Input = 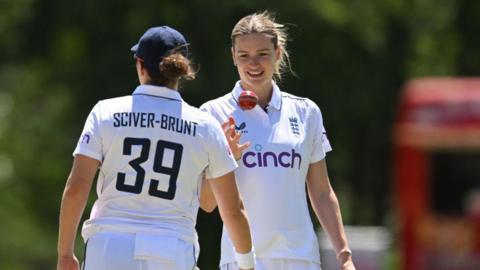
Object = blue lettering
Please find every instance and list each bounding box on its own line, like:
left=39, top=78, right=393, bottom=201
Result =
left=121, top=112, right=128, bottom=126
left=148, top=113, right=155, bottom=128
left=263, top=152, right=278, bottom=167
left=161, top=114, right=168, bottom=129
left=241, top=149, right=302, bottom=169
left=291, top=149, right=302, bottom=169
left=140, top=113, right=147, bottom=127
left=278, top=152, right=290, bottom=167
left=113, top=113, right=121, bottom=127
left=243, top=152, right=257, bottom=168
left=132, top=113, right=140, bottom=126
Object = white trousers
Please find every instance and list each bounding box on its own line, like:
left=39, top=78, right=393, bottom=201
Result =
left=220, top=258, right=321, bottom=270
left=83, top=231, right=197, bottom=270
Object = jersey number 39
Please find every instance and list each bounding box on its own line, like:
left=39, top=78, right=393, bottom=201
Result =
left=116, top=137, right=183, bottom=200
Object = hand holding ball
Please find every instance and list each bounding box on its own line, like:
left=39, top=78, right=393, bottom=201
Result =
left=238, top=90, right=258, bottom=110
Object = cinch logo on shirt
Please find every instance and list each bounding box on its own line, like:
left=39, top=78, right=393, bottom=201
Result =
left=242, top=144, right=302, bottom=169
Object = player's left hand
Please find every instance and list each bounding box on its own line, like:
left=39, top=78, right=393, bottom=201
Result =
left=57, top=254, right=80, bottom=270
left=222, top=116, right=250, bottom=161
left=340, top=258, right=356, bottom=270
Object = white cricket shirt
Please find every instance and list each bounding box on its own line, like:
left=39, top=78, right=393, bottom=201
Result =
left=74, top=85, right=237, bottom=248
left=200, top=81, right=332, bottom=265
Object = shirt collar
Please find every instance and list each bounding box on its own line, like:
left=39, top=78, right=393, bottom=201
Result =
left=132, top=84, right=183, bottom=101
left=231, top=81, right=282, bottom=110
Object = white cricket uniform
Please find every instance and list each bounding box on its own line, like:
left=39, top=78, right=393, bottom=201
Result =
left=74, top=85, right=237, bottom=269
left=200, top=81, right=332, bottom=268
left=221, top=259, right=321, bottom=270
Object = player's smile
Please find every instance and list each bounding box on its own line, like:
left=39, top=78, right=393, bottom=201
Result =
left=246, top=69, right=265, bottom=80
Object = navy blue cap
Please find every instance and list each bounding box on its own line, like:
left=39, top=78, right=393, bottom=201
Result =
left=131, top=26, right=188, bottom=70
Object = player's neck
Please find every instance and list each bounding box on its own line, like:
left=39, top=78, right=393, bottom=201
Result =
left=166, top=81, right=178, bottom=90
left=139, top=79, right=178, bottom=91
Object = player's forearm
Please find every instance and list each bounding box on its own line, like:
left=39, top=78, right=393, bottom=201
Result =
left=57, top=179, right=90, bottom=256
left=310, top=189, right=349, bottom=253
left=219, top=208, right=253, bottom=254
left=209, top=172, right=254, bottom=256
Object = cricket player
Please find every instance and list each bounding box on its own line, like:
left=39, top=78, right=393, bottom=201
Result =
left=200, top=12, right=355, bottom=270
left=57, top=26, right=255, bottom=270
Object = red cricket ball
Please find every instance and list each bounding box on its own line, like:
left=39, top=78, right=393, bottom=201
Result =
left=238, top=90, right=258, bottom=110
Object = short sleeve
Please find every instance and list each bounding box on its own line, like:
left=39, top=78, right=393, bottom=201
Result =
left=204, top=118, right=238, bottom=179
left=199, top=102, right=224, bottom=124
left=73, top=102, right=104, bottom=162
left=309, top=101, right=332, bottom=163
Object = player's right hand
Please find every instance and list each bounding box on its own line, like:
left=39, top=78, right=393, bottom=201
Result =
left=57, top=255, right=80, bottom=270
left=222, top=116, right=250, bottom=161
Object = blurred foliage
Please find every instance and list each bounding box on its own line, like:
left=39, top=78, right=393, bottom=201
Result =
left=0, top=0, right=479, bottom=269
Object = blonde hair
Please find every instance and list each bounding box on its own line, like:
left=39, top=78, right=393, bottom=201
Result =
left=231, top=11, right=292, bottom=81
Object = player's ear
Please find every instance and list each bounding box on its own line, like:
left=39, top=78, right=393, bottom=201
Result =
left=135, top=59, right=142, bottom=77
left=231, top=47, right=237, bottom=66
left=138, top=60, right=148, bottom=76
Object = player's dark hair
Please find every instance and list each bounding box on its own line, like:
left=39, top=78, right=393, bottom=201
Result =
left=231, top=11, right=292, bottom=81
left=143, top=51, right=196, bottom=87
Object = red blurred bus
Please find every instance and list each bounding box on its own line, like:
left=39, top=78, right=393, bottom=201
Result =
left=394, top=78, right=480, bottom=270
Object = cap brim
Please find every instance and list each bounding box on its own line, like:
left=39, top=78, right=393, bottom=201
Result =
left=131, top=44, right=138, bottom=53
